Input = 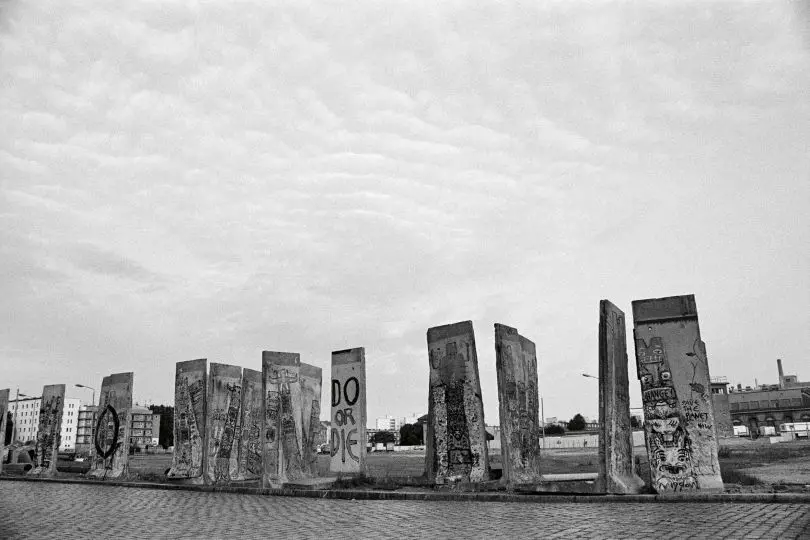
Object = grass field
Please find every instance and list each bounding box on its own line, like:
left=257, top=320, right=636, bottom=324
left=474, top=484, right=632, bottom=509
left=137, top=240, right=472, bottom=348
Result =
left=120, top=438, right=810, bottom=492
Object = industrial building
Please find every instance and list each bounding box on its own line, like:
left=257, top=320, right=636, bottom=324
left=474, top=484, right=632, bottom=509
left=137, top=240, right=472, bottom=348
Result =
left=728, top=359, right=810, bottom=436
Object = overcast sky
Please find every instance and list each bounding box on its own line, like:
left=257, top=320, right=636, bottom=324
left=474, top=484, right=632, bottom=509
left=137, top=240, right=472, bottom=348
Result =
left=2, top=1, right=808, bottom=426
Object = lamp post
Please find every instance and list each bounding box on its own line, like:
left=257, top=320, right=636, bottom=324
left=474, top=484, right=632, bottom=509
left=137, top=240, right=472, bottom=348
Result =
left=12, top=389, right=28, bottom=444
left=74, top=384, right=95, bottom=407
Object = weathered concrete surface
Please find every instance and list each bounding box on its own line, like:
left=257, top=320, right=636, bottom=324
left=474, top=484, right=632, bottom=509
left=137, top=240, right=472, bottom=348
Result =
left=300, top=363, right=323, bottom=476
left=0, top=389, right=8, bottom=475
left=206, top=363, right=243, bottom=485
left=426, top=321, right=489, bottom=484
left=89, top=373, right=133, bottom=479
left=330, top=348, right=367, bottom=475
left=712, top=392, right=733, bottom=438
left=263, top=351, right=305, bottom=487
left=597, top=301, right=644, bottom=494
left=168, top=359, right=207, bottom=481
left=27, top=384, right=65, bottom=477
left=236, top=368, right=262, bottom=481
left=632, top=295, right=723, bottom=493
left=494, top=323, right=541, bottom=486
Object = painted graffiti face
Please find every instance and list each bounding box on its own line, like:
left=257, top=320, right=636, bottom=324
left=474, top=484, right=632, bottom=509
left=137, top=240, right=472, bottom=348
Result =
left=648, top=411, right=696, bottom=488
left=637, top=337, right=677, bottom=410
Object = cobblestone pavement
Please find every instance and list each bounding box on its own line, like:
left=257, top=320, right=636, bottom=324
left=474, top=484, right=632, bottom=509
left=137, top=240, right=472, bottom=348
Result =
left=1, top=481, right=809, bottom=539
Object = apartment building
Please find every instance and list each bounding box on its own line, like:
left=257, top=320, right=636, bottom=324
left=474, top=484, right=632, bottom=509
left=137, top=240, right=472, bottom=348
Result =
left=8, top=396, right=82, bottom=451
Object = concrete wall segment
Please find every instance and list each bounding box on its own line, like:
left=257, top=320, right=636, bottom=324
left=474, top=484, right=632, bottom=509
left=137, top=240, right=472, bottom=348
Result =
left=426, top=321, right=489, bottom=484
left=633, top=294, right=723, bottom=494
left=330, top=348, right=366, bottom=475
left=168, top=359, right=207, bottom=480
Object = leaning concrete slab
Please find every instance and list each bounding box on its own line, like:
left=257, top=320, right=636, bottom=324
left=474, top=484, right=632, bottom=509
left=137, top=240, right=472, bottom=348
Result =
left=494, top=323, right=542, bottom=486
left=426, top=321, right=489, bottom=484
left=0, top=389, right=8, bottom=475
left=632, top=294, right=723, bottom=493
left=330, top=348, right=367, bottom=475
left=167, top=359, right=207, bottom=481
left=300, top=363, right=323, bottom=477
left=597, top=301, right=644, bottom=494
left=236, top=368, right=262, bottom=481
left=262, top=351, right=305, bottom=487
left=28, top=384, right=65, bottom=477
left=88, top=373, right=133, bottom=479
left=206, top=363, right=243, bottom=485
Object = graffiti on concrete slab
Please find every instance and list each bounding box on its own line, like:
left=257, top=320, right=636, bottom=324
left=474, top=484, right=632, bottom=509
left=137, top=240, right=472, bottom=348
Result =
left=168, top=359, right=207, bottom=480
left=30, top=385, right=65, bottom=476
left=263, top=352, right=305, bottom=486
left=300, top=363, right=323, bottom=476
left=236, top=368, right=262, bottom=481
left=89, top=373, right=133, bottom=479
left=426, top=322, right=488, bottom=484
left=206, top=363, right=243, bottom=484
left=330, top=348, right=366, bottom=475
left=637, top=337, right=697, bottom=492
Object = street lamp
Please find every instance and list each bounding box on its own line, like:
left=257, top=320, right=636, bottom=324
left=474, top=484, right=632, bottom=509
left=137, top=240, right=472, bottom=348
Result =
left=74, top=384, right=96, bottom=407
left=582, top=373, right=599, bottom=380
left=12, top=389, right=28, bottom=444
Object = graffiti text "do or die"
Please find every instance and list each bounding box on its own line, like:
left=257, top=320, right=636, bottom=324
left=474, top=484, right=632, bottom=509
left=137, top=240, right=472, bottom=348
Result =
left=331, top=377, right=360, bottom=464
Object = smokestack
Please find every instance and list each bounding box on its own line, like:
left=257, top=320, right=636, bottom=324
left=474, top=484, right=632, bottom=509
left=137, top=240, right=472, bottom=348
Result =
left=777, top=358, right=785, bottom=388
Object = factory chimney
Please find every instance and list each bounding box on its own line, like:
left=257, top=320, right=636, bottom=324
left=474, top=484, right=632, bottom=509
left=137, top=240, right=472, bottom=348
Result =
left=777, top=358, right=785, bottom=389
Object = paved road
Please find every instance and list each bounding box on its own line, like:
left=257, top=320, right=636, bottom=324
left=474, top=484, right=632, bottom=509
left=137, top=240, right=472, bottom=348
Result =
left=1, top=481, right=809, bottom=539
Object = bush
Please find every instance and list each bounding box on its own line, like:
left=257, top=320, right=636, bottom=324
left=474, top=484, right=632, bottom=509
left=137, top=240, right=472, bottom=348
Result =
left=567, top=414, right=587, bottom=431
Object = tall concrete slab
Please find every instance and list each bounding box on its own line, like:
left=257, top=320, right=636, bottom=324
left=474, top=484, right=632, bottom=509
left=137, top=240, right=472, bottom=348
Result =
left=426, top=322, right=489, bottom=484
left=167, top=359, right=207, bottom=481
left=262, top=351, right=305, bottom=487
left=0, top=389, right=8, bottom=475
left=712, top=392, right=733, bottom=438
left=28, top=384, right=65, bottom=476
left=89, top=373, right=133, bottom=478
left=494, top=323, right=541, bottom=486
left=597, top=301, right=644, bottom=494
left=330, top=348, right=367, bottom=475
left=632, top=295, right=723, bottom=493
left=300, top=363, right=323, bottom=476
left=236, top=368, right=262, bottom=481
left=205, top=363, right=243, bottom=484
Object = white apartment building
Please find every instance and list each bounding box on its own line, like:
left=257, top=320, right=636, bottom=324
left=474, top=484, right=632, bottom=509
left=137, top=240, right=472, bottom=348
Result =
left=375, top=415, right=400, bottom=431
left=8, top=396, right=82, bottom=451
left=375, top=413, right=423, bottom=431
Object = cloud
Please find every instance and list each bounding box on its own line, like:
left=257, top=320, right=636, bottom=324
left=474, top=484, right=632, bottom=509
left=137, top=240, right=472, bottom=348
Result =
left=1, top=0, right=808, bottom=426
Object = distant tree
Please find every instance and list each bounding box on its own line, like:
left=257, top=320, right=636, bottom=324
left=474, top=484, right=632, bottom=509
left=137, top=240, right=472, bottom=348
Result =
left=370, top=431, right=396, bottom=445
left=417, top=414, right=428, bottom=425
left=399, top=423, right=424, bottom=446
left=567, top=414, right=587, bottom=431
left=542, top=424, right=565, bottom=436
left=630, top=416, right=641, bottom=429
left=148, top=405, right=174, bottom=448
